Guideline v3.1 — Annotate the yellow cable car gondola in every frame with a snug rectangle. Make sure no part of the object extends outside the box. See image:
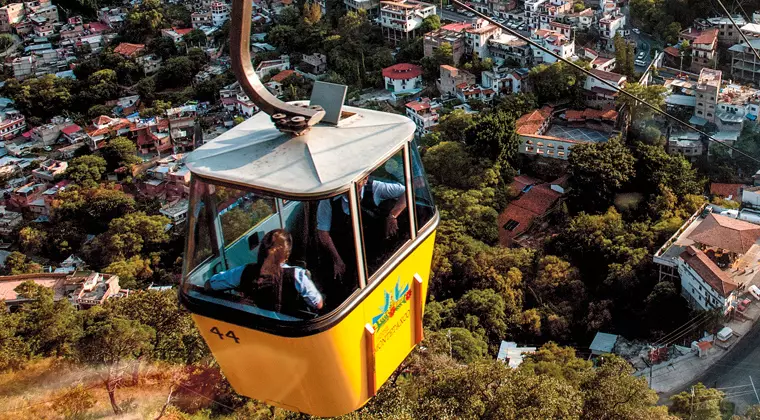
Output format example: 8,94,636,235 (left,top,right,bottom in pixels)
178,0,439,415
